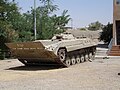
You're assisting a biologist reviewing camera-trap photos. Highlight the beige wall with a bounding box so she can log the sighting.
[113,0,120,45]
[114,0,120,20]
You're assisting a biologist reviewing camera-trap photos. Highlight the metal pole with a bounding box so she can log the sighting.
[34,0,37,40]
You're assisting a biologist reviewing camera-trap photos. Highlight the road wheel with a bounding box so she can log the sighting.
[58,49,66,62]
[71,56,76,65]
[85,54,89,62]
[80,55,84,63]
[65,57,71,67]
[89,53,93,62]
[76,56,80,64]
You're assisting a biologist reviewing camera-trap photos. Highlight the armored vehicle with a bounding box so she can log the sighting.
[6,33,97,67]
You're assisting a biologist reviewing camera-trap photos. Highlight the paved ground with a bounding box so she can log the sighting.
[0,46,120,90]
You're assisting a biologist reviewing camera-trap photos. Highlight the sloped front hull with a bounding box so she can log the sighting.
[5,42,59,63]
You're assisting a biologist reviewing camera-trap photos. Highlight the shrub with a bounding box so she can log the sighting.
[0,49,5,60]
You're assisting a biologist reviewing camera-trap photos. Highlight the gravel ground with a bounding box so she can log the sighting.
[0,47,120,90]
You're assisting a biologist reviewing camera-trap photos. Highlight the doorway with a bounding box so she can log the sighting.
[116,20,120,45]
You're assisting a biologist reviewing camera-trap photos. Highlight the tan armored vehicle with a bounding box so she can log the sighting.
[6,33,97,67]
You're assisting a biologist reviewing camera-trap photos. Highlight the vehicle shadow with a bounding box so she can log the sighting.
[6,65,66,71]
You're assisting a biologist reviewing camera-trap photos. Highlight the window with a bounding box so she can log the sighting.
[116,0,120,4]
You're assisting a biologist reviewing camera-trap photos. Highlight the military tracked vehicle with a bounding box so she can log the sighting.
[6,33,98,67]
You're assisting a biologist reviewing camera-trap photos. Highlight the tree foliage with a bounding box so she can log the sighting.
[0,0,19,42]
[100,23,113,44]
[26,5,71,39]
[0,0,20,53]
[88,21,103,31]
[0,0,71,51]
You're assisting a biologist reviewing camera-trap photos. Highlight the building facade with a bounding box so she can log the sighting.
[113,0,120,45]
[108,0,120,56]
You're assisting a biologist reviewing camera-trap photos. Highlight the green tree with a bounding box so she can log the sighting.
[0,0,20,59]
[0,0,19,42]
[19,0,70,40]
[88,21,103,31]
[80,28,86,31]
[0,0,71,42]
[15,12,34,42]
[30,1,71,39]
[100,23,113,44]
[56,10,71,30]
[37,1,59,39]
